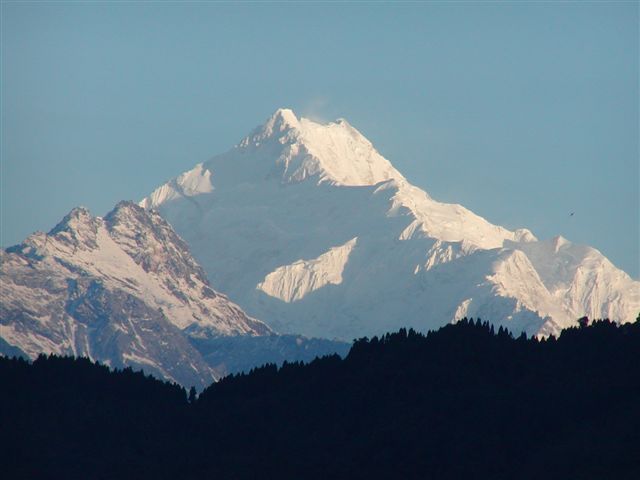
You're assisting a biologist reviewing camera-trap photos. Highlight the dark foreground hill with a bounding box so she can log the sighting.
[1,318,639,479]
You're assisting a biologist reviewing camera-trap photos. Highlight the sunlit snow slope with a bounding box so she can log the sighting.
[142,109,640,339]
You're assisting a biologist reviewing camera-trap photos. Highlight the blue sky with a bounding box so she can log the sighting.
[2,2,638,278]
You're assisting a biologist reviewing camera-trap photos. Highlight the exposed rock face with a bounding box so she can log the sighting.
[0,202,271,388]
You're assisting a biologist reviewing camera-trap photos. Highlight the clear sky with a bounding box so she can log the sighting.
[1,2,638,278]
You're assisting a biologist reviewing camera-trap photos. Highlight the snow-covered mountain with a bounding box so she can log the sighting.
[141,108,639,339]
[0,201,274,388]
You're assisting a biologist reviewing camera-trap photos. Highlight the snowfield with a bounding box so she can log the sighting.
[141,108,639,339]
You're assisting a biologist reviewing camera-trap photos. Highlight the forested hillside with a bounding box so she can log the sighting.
[2,318,639,479]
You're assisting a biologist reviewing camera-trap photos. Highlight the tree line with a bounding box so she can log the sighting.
[1,317,639,479]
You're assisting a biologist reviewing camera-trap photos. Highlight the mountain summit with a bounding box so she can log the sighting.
[141,109,639,339]
[244,108,405,186]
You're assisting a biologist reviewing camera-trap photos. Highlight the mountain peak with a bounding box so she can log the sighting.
[61,206,93,224]
[272,108,298,126]
[551,235,569,252]
[111,199,140,213]
[259,108,301,138]
[235,108,405,187]
[105,200,152,226]
[48,205,100,240]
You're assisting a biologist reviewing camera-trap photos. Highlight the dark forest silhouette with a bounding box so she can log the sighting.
[1,317,639,479]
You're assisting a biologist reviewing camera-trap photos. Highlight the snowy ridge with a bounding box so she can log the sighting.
[258,237,358,303]
[508,236,640,332]
[140,163,213,210]
[139,108,639,339]
[0,202,271,388]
